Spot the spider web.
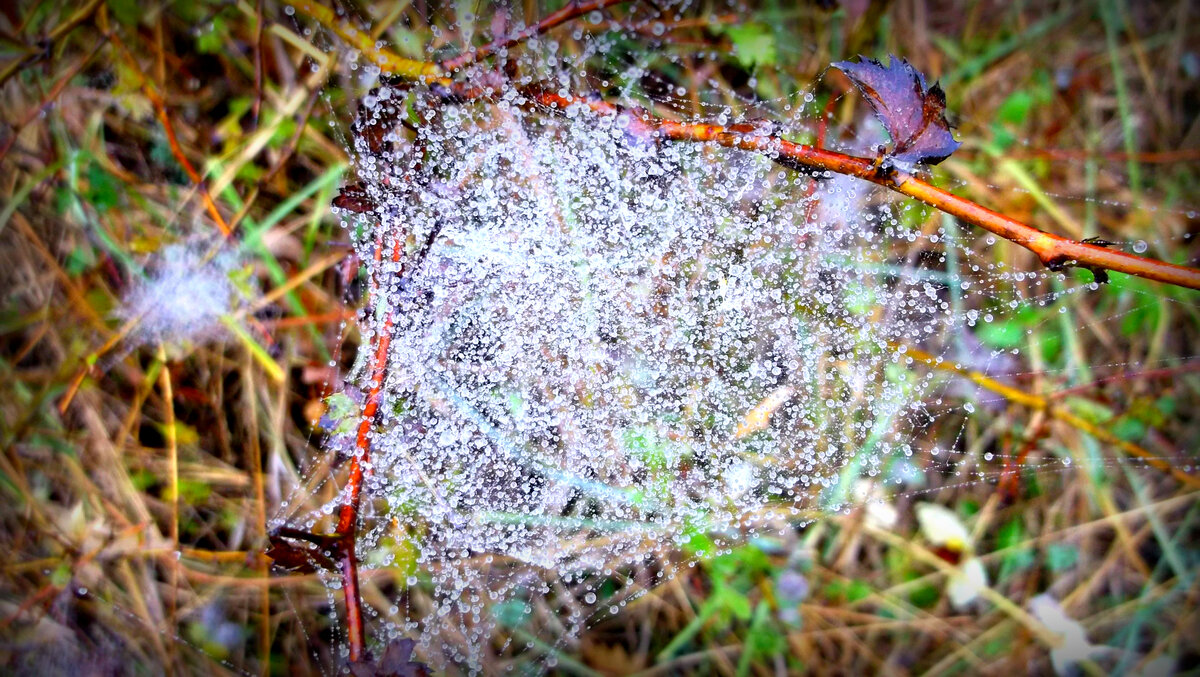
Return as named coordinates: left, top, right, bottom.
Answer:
left=267, top=1, right=1200, bottom=671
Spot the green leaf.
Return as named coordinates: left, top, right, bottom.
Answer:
left=197, top=16, right=226, bottom=54
left=725, top=24, right=777, bottom=69
left=718, top=586, right=752, bottom=621
left=683, top=528, right=715, bottom=558
left=172, top=479, right=212, bottom=505
left=84, top=162, right=120, bottom=213
left=130, top=469, right=157, bottom=491
left=1111, top=417, right=1146, bottom=442
left=990, top=91, right=1034, bottom=151
left=845, top=579, right=872, bottom=603
left=108, top=0, right=142, bottom=27
left=1045, top=544, right=1079, bottom=572
left=67, top=247, right=97, bottom=277
left=909, top=584, right=940, bottom=608
left=51, top=563, right=72, bottom=588
left=997, top=519, right=1035, bottom=578
left=492, top=599, right=531, bottom=629
left=975, top=319, right=1025, bottom=349
left=1064, top=397, right=1114, bottom=425
left=1120, top=303, right=1160, bottom=337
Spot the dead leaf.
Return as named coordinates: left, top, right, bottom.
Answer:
left=833, top=55, right=961, bottom=165
left=349, top=637, right=431, bottom=677
left=265, top=532, right=337, bottom=573
left=333, top=183, right=378, bottom=213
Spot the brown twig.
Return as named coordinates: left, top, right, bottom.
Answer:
left=1004, top=146, right=1200, bottom=164
left=252, top=0, right=266, bottom=131
left=524, top=89, right=1200, bottom=290
left=0, top=36, right=109, bottom=164
left=440, top=0, right=633, bottom=72
left=0, top=0, right=105, bottom=87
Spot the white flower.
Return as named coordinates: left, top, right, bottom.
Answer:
left=853, top=480, right=898, bottom=530
left=915, top=502, right=971, bottom=551
left=946, top=557, right=987, bottom=610
left=1029, top=595, right=1110, bottom=675
left=915, top=502, right=987, bottom=608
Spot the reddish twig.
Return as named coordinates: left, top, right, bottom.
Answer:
left=329, top=232, right=399, bottom=662
left=523, top=89, right=1200, bottom=290
left=144, top=89, right=233, bottom=238
left=816, top=88, right=839, bottom=150
left=104, top=21, right=233, bottom=238
left=998, top=413, right=1049, bottom=501
left=293, top=0, right=1200, bottom=292
left=441, top=0, right=632, bottom=72
left=339, top=304, right=394, bottom=661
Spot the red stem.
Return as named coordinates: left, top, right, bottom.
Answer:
left=441, top=0, right=632, bottom=72
left=336, top=234, right=403, bottom=663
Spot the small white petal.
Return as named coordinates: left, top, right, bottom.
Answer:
left=947, top=556, right=987, bottom=609
left=1029, top=594, right=1108, bottom=675
left=915, top=502, right=972, bottom=550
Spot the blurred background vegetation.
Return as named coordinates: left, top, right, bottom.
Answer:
left=1, top=0, right=1198, bottom=674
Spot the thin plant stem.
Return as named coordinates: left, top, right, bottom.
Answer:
left=902, top=344, right=1200, bottom=488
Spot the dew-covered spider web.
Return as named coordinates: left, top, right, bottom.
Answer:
left=261, top=1, right=1200, bottom=670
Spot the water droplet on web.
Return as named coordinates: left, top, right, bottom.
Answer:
left=1132, top=240, right=1148, bottom=253
left=270, top=13, right=1116, bottom=668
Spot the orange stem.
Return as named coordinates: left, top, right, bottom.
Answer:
left=292, top=0, right=1200, bottom=293
left=526, top=89, right=1200, bottom=290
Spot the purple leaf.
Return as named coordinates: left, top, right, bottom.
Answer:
left=832, top=55, right=961, bottom=165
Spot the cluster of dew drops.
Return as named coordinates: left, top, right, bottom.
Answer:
left=302, top=4, right=1081, bottom=664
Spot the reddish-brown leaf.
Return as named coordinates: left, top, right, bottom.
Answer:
left=833, top=55, right=961, bottom=165
left=265, top=532, right=337, bottom=573
left=333, top=183, right=378, bottom=213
